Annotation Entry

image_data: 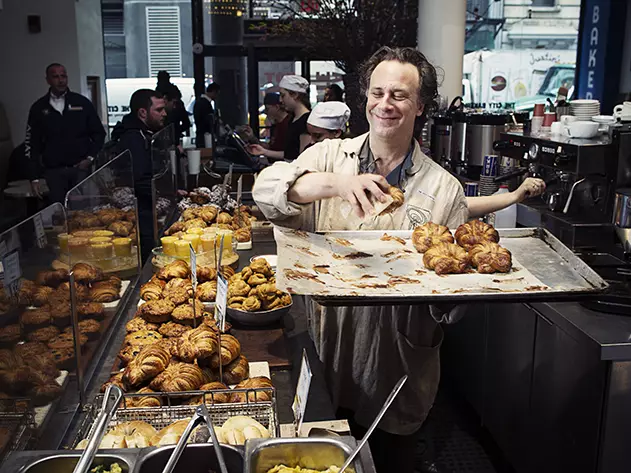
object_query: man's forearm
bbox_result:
[467,192,518,218]
[264,149,284,160]
[287,172,339,204]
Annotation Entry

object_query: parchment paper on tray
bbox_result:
[274,227,608,305]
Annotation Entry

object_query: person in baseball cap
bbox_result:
[307,101,350,143]
[250,75,312,161]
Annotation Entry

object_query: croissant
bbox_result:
[149,361,205,392]
[107,275,123,291]
[165,221,186,236]
[118,345,144,366]
[423,243,470,275]
[209,334,240,369]
[122,345,171,388]
[196,281,217,302]
[126,387,162,408]
[380,186,405,215]
[157,260,191,280]
[71,263,103,283]
[229,376,273,403]
[35,269,70,288]
[140,281,163,301]
[182,207,202,221]
[455,220,500,251]
[249,259,272,277]
[234,228,251,243]
[165,278,193,295]
[176,325,218,362]
[469,242,512,274]
[199,206,219,224]
[32,286,55,307]
[216,212,232,225]
[222,355,249,385]
[196,266,217,283]
[186,382,230,405]
[412,222,455,253]
[89,282,120,303]
[183,218,206,231]
[108,220,134,237]
[101,372,125,393]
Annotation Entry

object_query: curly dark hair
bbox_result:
[359,46,440,131]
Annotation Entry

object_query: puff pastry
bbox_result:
[196,266,217,283]
[187,381,230,405]
[455,220,500,251]
[380,186,405,214]
[149,362,205,392]
[222,355,249,385]
[176,324,218,362]
[229,376,273,403]
[89,282,120,303]
[423,243,470,275]
[71,263,103,283]
[209,334,240,368]
[196,281,217,302]
[157,260,191,280]
[412,222,455,253]
[122,344,171,388]
[140,281,163,301]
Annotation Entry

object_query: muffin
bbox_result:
[63,319,101,341]
[50,302,72,328]
[27,326,60,343]
[20,307,52,331]
[48,332,88,350]
[78,302,105,320]
[0,324,21,347]
[51,348,75,371]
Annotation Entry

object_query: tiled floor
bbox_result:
[417,388,514,473]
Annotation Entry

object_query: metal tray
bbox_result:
[275,227,609,305]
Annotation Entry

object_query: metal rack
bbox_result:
[0,399,35,464]
[73,387,279,448]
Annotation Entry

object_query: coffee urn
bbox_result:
[430,115,454,167]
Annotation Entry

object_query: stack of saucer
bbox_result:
[570,99,601,121]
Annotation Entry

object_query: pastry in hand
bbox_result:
[124,330,163,347]
[380,186,405,215]
[196,266,217,283]
[412,222,454,253]
[423,242,470,275]
[222,355,249,385]
[229,376,273,403]
[71,263,103,283]
[186,382,230,405]
[455,220,500,251]
[157,260,191,280]
[126,317,159,333]
[209,334,240,368]
[196,281,217,302]
[149,361,205,392]
[122,344,171,388]
[469,242,512,274]
[137,299,175,324]
[89,282,120,303]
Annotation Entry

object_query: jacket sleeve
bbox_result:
[25,104,43,180]
[85,100,106,157]
[252,142,328,230]
[193,100,208,135]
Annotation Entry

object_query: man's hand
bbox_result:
[30,180,42,199]
[513,177,546,203]
[337,174,390,219]
[75,158,93,170]
[247,144,267,156]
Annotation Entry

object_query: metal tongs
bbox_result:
[161,403,229,473]
[73,385,124,473]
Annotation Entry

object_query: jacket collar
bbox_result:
[340,132,425,175]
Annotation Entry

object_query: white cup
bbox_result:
[560,115,577,125]
[187,149,201,175]
[531,116,544,134]
[169,149,177,175]
[204,133,213,149]
[613,102,631,118]
[550,121,565,135]
[566,121,600,139]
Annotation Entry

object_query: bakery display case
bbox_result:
[0,203,83,456]
[150,124,177,245]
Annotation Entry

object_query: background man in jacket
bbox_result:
[193,82,220,147]
[26,63,105,203]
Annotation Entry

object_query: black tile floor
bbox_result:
[416,388,515,473]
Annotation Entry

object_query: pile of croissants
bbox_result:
[412,220,512,275]
[165,204,254,243]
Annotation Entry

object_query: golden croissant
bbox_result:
[455,220,500,251]
[423,242,470,275]
[469,242,512,274]
[412,222,454,253]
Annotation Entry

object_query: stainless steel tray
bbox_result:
[275,227,609,305]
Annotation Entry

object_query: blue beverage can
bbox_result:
[464,182,479,197]
[482,155,498,177]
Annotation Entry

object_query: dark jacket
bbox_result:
[25,89,105,179]
[193,95,215,147]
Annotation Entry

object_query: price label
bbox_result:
[292,349,313,436]
[2,250,21,299]
[33,214,47,249]
[215,273,228,332]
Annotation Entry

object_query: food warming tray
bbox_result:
[275,227,609,305]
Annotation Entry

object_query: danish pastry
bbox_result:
[196,281,217,302]
[469,242,512,274]
[229,280,251,298]
[222,355,249,385]
[122,344,171,388]
[216,212,233,225]
[423,243,470,275]
[157,260,191,280]
[199,206,219,224]
[140,281,163,301]
[186,382,230,405]
[221,266,236,280]
[247,274,267,287]
[455,220,500,251]
[234,228,251,242]
[242,296,261,312]
[196,266,217,283]
[137,299,175,324]
[249,259,273,277]
[89,282,120,303]
[108,220,134,237]
[412,222,455,253]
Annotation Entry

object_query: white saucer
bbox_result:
[592,115,616,124]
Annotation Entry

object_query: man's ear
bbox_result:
[138,108,148,121]
[417,103,425,118]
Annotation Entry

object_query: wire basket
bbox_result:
[73,387,278,448]
[0,399,35,464]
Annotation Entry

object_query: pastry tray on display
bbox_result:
[73,385,279,448]
[275,227,609,305]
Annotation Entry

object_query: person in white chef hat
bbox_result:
[249,74,312,161]
[306,101,350,144]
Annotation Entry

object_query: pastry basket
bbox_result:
[73,387,279,448]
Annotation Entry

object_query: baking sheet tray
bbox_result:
[275,227,608,305]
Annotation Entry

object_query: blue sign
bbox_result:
[577,0,611,101]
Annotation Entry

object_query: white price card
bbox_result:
[292,349,313,435]
[2,250,21,299]
[33,214,47,249]
[189,244,198,288]
[215,273,228,332]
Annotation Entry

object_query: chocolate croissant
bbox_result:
[89,282,120,303]
[412,222,455,253]
[122,344,171,388]
[454,220,500,251]
[423,242,470,275]
[140,281,163,301]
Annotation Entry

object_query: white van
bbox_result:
[105,77,196,128]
